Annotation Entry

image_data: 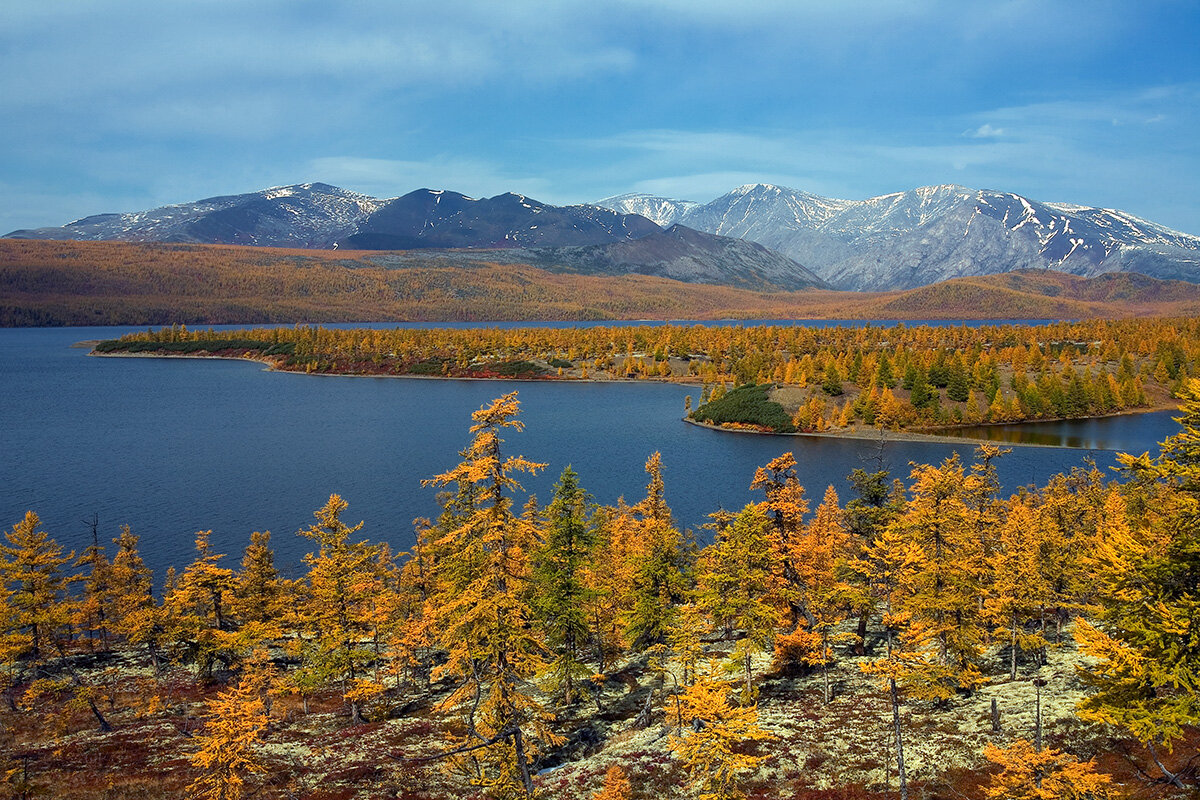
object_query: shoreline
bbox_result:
[90,347,1174,448]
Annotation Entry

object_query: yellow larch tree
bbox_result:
[591,765,633,800]
[295,494,384,725]
[1075,380,1200,790]
[668,660,777,800]
[187,668,269,800]
[163,530,235,680]
[985,500,1049,680]
[982,739,1116,800]
[423,392,558,798]
[748,453,812,672]
[891,456,987,700]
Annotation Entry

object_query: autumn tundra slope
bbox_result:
[5,239,1200,326]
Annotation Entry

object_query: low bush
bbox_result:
[690,384,796,432]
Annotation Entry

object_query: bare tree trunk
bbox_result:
[822,633,831,703]
[1147,742,1186,789]
[890,676,907,800]
[744,648,753,700]
[1010,614,1018,681]
[513,728,534,798]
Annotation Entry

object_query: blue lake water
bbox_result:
[0,324,1181,582]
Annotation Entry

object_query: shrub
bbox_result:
[690,384,796,433]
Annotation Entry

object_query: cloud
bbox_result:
[966,124,1005,138]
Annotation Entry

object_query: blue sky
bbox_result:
[3,0,1198,235]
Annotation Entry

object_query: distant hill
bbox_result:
[5,183,384,249]
[598,183,1200,290]
[4,240,1199,327]
[340,188,662,249]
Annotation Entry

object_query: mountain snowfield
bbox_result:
[8,181,1200,291]
[597,183,1200,290]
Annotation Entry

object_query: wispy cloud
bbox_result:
[966,124,1005,139]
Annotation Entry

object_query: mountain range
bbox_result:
[8,181,1200,292]
[597,183,1200,290]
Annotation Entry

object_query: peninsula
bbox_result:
[92,316,1195,436]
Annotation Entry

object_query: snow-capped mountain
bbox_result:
[592,193,702,228]
[12,181,1199,292]
[3,184,825,292]
[596,183,1200,290]
[7,183,386,249]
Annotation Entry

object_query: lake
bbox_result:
[0,324,1181,582]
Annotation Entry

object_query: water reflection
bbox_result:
[937,410,1176,452]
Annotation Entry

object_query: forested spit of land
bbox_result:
[98,316,1199,432]
[3,382,1200,800]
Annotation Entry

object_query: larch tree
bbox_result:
[696,504,778,701]
[295,494,383,725]
[187,667,269,800]
[73,517,113,653]
[858,515,923,800]
[107,525,162,673]
[163,530,235,680]
[985,501,1049,681]
[423,392,558,798]
[1076,381,1200,788]
[0,512,74,663]
[591,765,633,800]
[892,456,987,700]
[982,739,1116,800]
[230,530,286,644]
[749,453,811,671]
[842,467,905,656]
[797,485,852,703]
[623,453,688,652]
[668,659,777,800]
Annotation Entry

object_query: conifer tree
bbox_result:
[74,517,113,653]
[696,504,777,700]
[1076,382,1200,787]
[799,486,852,702]
[624,453,688,651]
[295,494,382,725]
[107,525,162,672]
[591,766,633,800]
[423,392,558,797]
[982,739,1116,800]
[985,501,1048,680]
[582,505,636,671]
[858,514,923,800]
[891,456,987,699]
[187,668,269,800]
[163,530,235,679]
[668,660,776,800]
[0,512,74,663]
[231,531,285,634]
[749,452,811,669]
[532,466,596,706]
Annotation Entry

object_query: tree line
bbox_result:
[103,316,1199,431]
[3,384,1200,799]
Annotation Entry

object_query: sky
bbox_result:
[2,0,1199,235]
